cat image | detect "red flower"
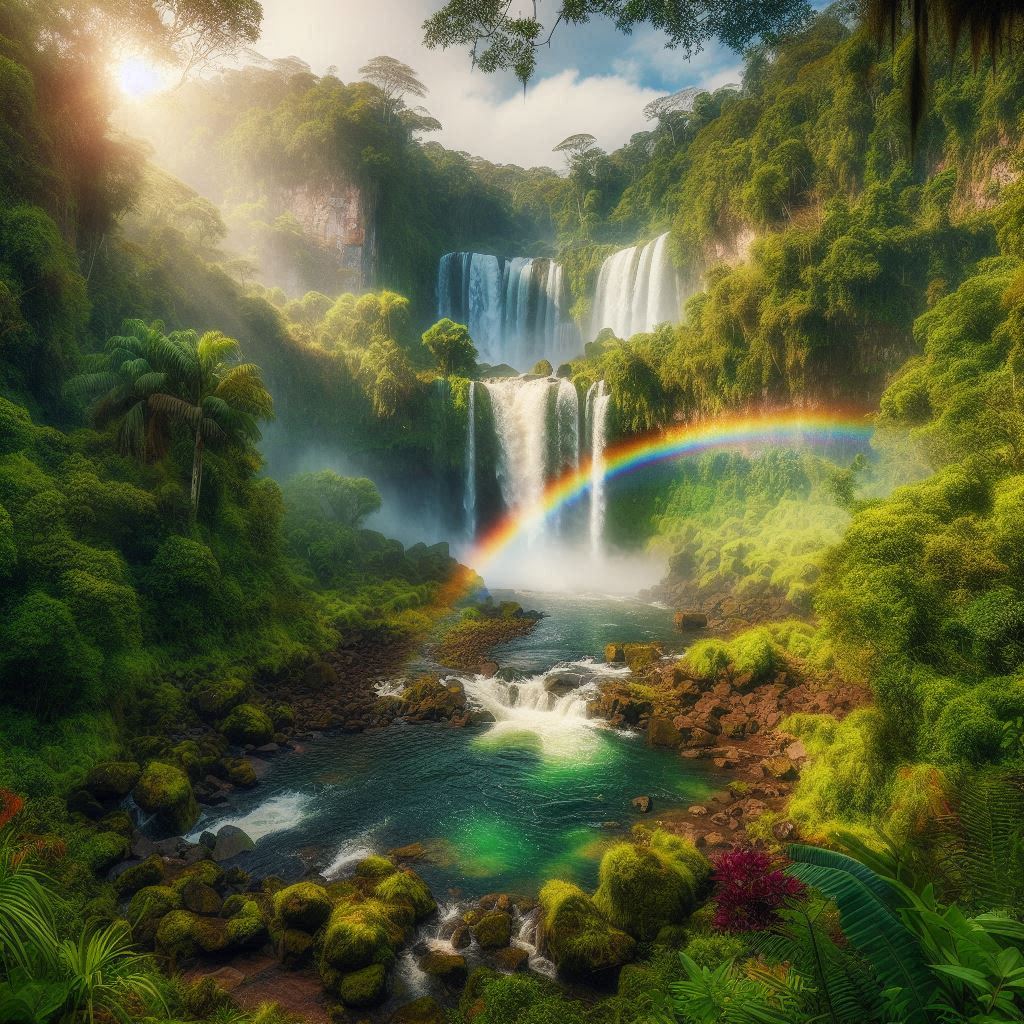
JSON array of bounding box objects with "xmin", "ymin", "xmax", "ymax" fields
[
  {"xmin": 711, "ymin": 848, "xmax": 806, "ymax": 932},
  {"xmin": 0, "ymin": 789, "xmax": 25, "ymax": 830}
]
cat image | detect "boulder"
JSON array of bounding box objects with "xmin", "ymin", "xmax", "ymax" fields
[
  {"xmin": 538, "ymin": 880, "xmax": 635, "ymax": 979},
  {"xmin": 212, "ymin": 825, "xmax": 255, "ymax": 861},
  {"xmin": 472, "ymin": 910, "xmax": 511, "ymax": 949},
  {"xmin": 604, "ymin": 643, "xmax": 625, "ymax": 663},
  {"xmin": 273, "ymin": 881, "xmax": 332, "ymax": 932},
  {"xmin": 191, "ymin": 678, "xmax": 250, "ymax": 720},
  {"xmin": 631, "ymin": 796, "xmax": 652, "ymax": 814},
  {"xmin": 180, "ymin": 879, "xmax": 222, "ymax": 915},
  {"xmin": 391, "ymin": 996, "xmax": 445, "ymax": 1024},
  {"xmin": 132, "ymin": 762, "xmax": 198, "ymax": 834},
  {"xmin": 86, "ymin": 761, "xmax": 142, "ymax": 800},
  {"xmin": 760, "ymin": 756, "xmax": 799, "ymax": 781},
  {"xmin": 646, "ymin": 717, "xmax": 679, "ymax": 749},
  {"xmin": 220, "ymin": 704, "xmax": 274, "ymax": 746},
  {"xmin": 114, "ymin": 854, "xmax": 165, "ymax": 898},
  {"xmin": 419, "ymin": 951, "xmax": 467, "ymax": 987},
  {"xmin": 673, "ymin": 611, "xmax": 708, "ymax": 631},
  {"xmin": 303, "ymin": 661, "xmax": 339, "ymax": 691},
  {"xmin": 623, "ymin": 643, "xmax": 664, "ymax": 670},
  {"xmin": 492, "ymin": 946, "xmax": 529, "ymax": 972}
]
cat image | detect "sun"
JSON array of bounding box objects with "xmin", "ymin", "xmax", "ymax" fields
[{"xmin": 114, "ymin": 56, "xmax": 170, "ymax": 100}]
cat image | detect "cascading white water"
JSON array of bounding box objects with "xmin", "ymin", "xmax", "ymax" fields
[
  {"xmin": 555, "ymin": 377, "xmax": 580, "ymax": 474},
  {"xmin": 464, "ymin": 382, "xmax": 476, "ymax": 538},
  {"xmin": 437, "ymin": 252, "xmax": 580, "ymax": 370},
  {"xmin": 590, "ymin": 232, "xmax": 682, "ymax": 341},
  {"xmin": 588, "ymin": 381, "xmax": 611, "ymax": 558},
  {"xmin": 484, "ymin": 378, "xmax": 556, "ymax": 542}
]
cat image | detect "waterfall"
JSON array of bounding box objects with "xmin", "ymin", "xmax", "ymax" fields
[
  {"xmin": 464, "ymin": 381, "xmax": 476, "ymax": 538},
  {"xmin": 437, "ymin": 252, "xmax": 580, "ymax": 370},
  {"xmin": 588, "ymin": 381, "xmax": 611, "ymax": 558},
  {"xmin": 484, "ymin": 378, "xmax": 554, "ymax": 541},
  {"xmin": 555, "ymin": 378, "xmax": 580, "ymax": 473},
  {"xmin": 590, "ymin": 232, "xmax": 682, "ymax": 341}
]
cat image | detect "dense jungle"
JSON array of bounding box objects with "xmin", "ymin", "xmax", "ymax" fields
[{"xmin": 2, "ymin": 1, "xmax": 1024, "ymax": 1022}]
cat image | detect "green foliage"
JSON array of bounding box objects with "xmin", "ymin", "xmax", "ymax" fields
[{"xmin": 421, "ymin": 318, "xmax": 477, "ymax": 378}]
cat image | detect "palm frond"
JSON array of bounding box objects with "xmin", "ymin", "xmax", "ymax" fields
[
  {"xmin": 117, "ymin": 402, "xmax": 148, "ymax": 459},
  {"xmin": 197, "ymin": 330, "xmax": 240, "ymax": 372},
  {"xmin": 0, "ymin": 833, "xmax": 59, "ymax": 971},
  {"xmin": 786, "ymin": 845, "xmax": 934, "ymax": 1023},
  {"xmin": 148, "ymin": 393, "xmax": 201, "ymax": 429}
]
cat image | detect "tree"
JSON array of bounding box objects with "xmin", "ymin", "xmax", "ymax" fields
[
  {"xmin": 360, "ymin": 338, "xmax": 418, "ymax": 418},
  {"xmin": 283, "ymin": 471, "xmax": 382, "ymax": 528},
  {"xmin": 554, "ymin": 133, "xmax": 603, "ymax": 233},
  {"xmin": 359, "ymin": 55, "xmax": 430, "ymax": 124},
  {"xmin": 423, "ymin": 0, "xmax": 813, "ymax": 85},
  {"xmin": 70, "ymin": 321, "xmax": 273, "ymax": 517},
  {"xmin": 422, "ymin": 318, "xmax": 478, "ymax": 378}
]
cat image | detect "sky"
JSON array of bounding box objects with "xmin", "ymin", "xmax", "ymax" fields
[{"xmin": 255, "ymin": 0, "xmax": 744, "ymax": 167}]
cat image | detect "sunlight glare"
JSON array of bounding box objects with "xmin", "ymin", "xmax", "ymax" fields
[{"xmin": 115, "ymin": 56, "xmax": 169, "ymax": 100}]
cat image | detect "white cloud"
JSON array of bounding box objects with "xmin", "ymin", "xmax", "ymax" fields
[{"xmin": 255, "ymin": 0, "xmax": 737, "ymax": 166}]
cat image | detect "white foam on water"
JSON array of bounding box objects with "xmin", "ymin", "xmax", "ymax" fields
[
  {"xmin": 322, "ymin": 819, "xmax": 391, "ymax": 879},
  {"xmin": 188, "ymin": 791, "xmax": 310, "ymax": 843}
]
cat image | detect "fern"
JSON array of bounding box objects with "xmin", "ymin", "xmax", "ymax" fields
[{"xmin": 786, "ymin": 845, "xmax": 935, "ymax": 1024}]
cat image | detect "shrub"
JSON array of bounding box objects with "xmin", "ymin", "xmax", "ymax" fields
[
  {"xmin": 682, "ymin": 639, "xmax": 731, "ymax": 680},
  {"xmin": 710, "ymin": 848, "xmax": 805, "ymax": 932},
  {"xmin": 933, "ymin": 694, "xmax": 1003, "ymax": 764}
]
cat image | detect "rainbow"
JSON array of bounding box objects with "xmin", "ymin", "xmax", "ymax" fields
[{"xmin": 440, "ymin": 408, "xmax": 873, "ymax": 599}]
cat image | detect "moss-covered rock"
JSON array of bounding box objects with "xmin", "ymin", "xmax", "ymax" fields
[
  {"xmin": 279, "ymin": 927, "xmax": 316, "ymax": 965},
  {"xmin": 220, "ymin": 703, "xmax": 274, "ymax": 745},
  {"xmin": 391, "ymin": 995, "xmax": 445, "ymax": 1024},
  {"xmin": 623, "ymin": 643, "xmax": 664, "ymax": 670},
  {"xmin": 220, "ymin": 756, "xmax": 257, "ymax": 787},
  {"xmin": 473, "ymin": 910, "xmax": 512, "ymax": 949},
  {"xmin": 171, "ymin": 859, "xmax": 224, "ymax": 892},
  {"xmin": 592, "ymin": 830, "xmax": 709, "ymax": 940},
  {"xmin": 319, "ymin": 899, "xmax": 400, "ymax": 973},
  {"xmin": 128, "ymin": 884, "xmax": 181, "ymax": 923},
  {"xmin": 132, "ymin": 761, "xmax": 198, "ymax": 834},
  {"xmin": 86, "ymin": 760, "xmax": 141, "ymax": 799},
  {"xmin": 273, "ymin": 881, "xmax": 332, "ymax": 932},
  {"xmin": 419, "ymin": 950, "xmax": 467, "ymax": 987},
  {"xmin": 356, "ymin": 854, "xmax": 397, "ymax": 879},
  {"xmin": 156, "ymin": 909, "xmax": 198, "ymax": 958},
  {"xmin": 538, "ymin": 880, "xmax": 635, "ymax": 979},
  {"xmin": 339, "ymin": 963, "xmax": 388, "ymax": 1007},
  {"xmin": 180, "ymin": 878, "xmax": 223, "ymax": 915},
  {"xmin": 192, "ymin": 915, "xmax": 230, "ymax": 953},
  {"xmin": 225, "ymin": 901, "xmax": 267, "ymax": 949},
  {"xmin": 374, "ymin": 869, "xmax": 436, "ymax": 922},
  {"xmin": 114, "ymin": 854, "xmax": 165, "ymax": 898},
  {"xmin": 80, "ymin": 831, "xmax": 129, "ymax": 873},
  {"xmin": 192, "ymin": 677, "xmax": 250, "ymax": 720}
]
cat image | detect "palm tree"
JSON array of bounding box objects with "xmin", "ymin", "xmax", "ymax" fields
[
  {"xmin": 69, "ymin": 321, "xmax": 273, "ymax": 518},
  {"xmin": 147, "ymin": 329, "xmax": 274, "ymax": 517}
]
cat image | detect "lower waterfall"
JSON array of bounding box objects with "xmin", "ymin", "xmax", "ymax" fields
[
  {"xmin": 464, "ymin": 381, "xmax": 476, "ymax": 537},
  {"xmin": 588, "ymin": 381, "xmax": 611, "ymax": 558}
]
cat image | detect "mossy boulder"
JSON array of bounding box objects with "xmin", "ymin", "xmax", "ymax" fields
[
  {"xmin": 220, "ymin": 756, "xmax": 257, "ymax": 787},
  {"xmin": 192, "ymin": 915, "xmax": 230, "ymax": 954},
  {"xmin": 114, "ymin": 854, "xmax": 165, "ymax": 898},
  {"xmin": 374, "ymin": 869, "xmax": 436, "ymax": 922},
  {"xmin": 171, "ymin": 859, "xmax": 224, "ymax": 892},
  {"xmin": 592, "ymin": 830, "xmax": 709, "ymax": 939},
  {"xmin": 128, "ymin": 885, "xmax": 181, "ymax": 944},
  {"xmin": 86, "ymin": 761, "xmax": 141, "ymax": 800},
  {"xmin": 80, "ymin": 831, "xmax": 129, "ymax": 873},
  {"xmin": 273, "ymin": 881, "xmax": 332, "ymax": 932},
  {"xmin": 156, "ymin": 909, "xmax": 199, "ymax": 959},
  {"xmin": 356, "ymin": 855, "xmax": 398, "ymax": 879},
  {"xmin": 192, "ymin": 677, "xmax": 250, "ymax": 720},
  {"xmin": 220, "ymin": 703, "xmax": 274, "ymax": 746},
  {"xmin": 538, "ymin": 880, "xmax": 635, "ymax": 979},
  {"xmin": 391, "ymin": 995, "xmax": 445, "ymax": 1024},
  {"xmin": 319, "ymin": 899, "xmax": 400, "ymax": 973},
  {"xmin": 339, "ymin": 963, "xmax": 388, "ymax": 1007},
  {"xmin": 279, "ymin": 927, "xmax": 316, "ymax": 965},
  {"xmin": 472, "ymin": 910, "xmax": 512, "ymax": 949},
  {"xmin": 180, "ymin": 878, "xmax": 222, "ymax": 915},
  {"xmin": 604, "ymin": 643, "xmax": 625, "ymax": 663},
  {"xmin": 419, "ymin": 950, "xmax": 467, "ymax": 987},
  {"xmin": 225, "ymin": 901, "xmax": 267, "ymax": 949},
  {"xmin": 623, "ymin": 643, "xmax": 664, "ymax": 670},
  {"xmin": 132, "ymin": 761, "xmax": 198, "ymax": 834}
]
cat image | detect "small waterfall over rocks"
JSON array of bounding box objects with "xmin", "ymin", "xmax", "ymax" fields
[
  {"xmin": 590, "ymin": 232, "xmax": 682, "ymax": 341},
  {"xmin": 437, "ymin": 252, "xmax": 579, "ymax": 370}
]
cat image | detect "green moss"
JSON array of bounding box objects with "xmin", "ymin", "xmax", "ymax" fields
[
  {"xmin": 280, "ymin": 927, "xmax": 316, "ymax": 964},
  {"xmin": 155, "ymin": 909, "xmax": 198, "ymax": 957},
  {"xmin": 114, "ymin": 854, "xmax": 165, "ymax": 898},
  {"xmin": 727, "ymin": 627, "xmax": 777, "ymax": 681},
  {"xmin": 79, "ymin": 830, "xmax": 129, "ymax": 873},
  {"xmin": 220, "ymin": 703, "xmax": 274, "ymax": 745},
  {"xmin": 319, "ymin": 899, "xmax": 399, "ymax": 972},
  {"xmin": 682, "ymin": 639, "xmax": 731, "ymax": 680},
  {"xmin": 592, "ymin": 830, "xmax": 709, "ymax": 940},
  {"xmin": 192, "ymin": 677, "xmax": 250, "ymax": 719},
  {"xmin": 538, "ymin": 880, "xmax": 635, "ymax": 978},
  {"xmin": 355, "ymin": 854, "xmax": 397, "ymax": 879},
  {"xmin": 85, "ymin": 760, "xmax": 141, "ymax": 799},
  {"xmin": 374, "ymin": 869, "xmax": 436, "ymax": 922},
  {"xmin": 472, "ymin": 910, "xmax": 512, "ymax": 949},
  {"xmin": 128, "ymin": 884, "xmax": 181, "ymax": 923},
  {"xmin": 225, "ymin": 901, "xmax": 267, "ymax": 949},
  {"xmin": 132, "ymin": 761, "xmax": 198, "ymax": 833},
  {"xmin": 339, "ymin": 963, "xmax": 388, "ymax": 1006},
  {"xmin": 273, "ymin": 881, "xmax": 332, "ymax": 931}
]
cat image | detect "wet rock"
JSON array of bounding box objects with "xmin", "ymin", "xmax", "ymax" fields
[
  {"xmin": 493, "ymin": 946, "xmax": 529, "ymax": 972},
  {"xmin": 698, "ymin": 831, "xmax": 727, "ymax": 848},
  {"xmin": 473, "ymin": 910, "xmax": 512, "ymax": 949},
  {"xmin": 631, "ymin": 796, "xmax": 653, "ymax": 814},
  {"xmin": 673, "ymin": 611, "xmax": 708, "ymax": 631},
  {"xmin": 86, "ymin": 761, "xmax": 142, "ymax": 800},
  {"xmin": 479, "ymin": 660, "xmax": 499, "ymax": 677},
  {"xmin": 687, "ymin": 805, "xmax": 707, "ymax": 816},
  {"xmin": 623, "ymin": 643, "xmax": 664, "ymax": 670},
  {"xmin": 450, "ymin": 925, "xmax": 471, "ymax": 950},
  {"xmin": 391, "ymin": 996, "xmax": 445, "ymax": 1024},
  {"xmin": 419, "ymin": 950, "xmax": 468, "ymax": 987},
  {"xmin": 180, "ymin": 879, "xmax": 222, "ymax": 915},
  {"xmin": 646, "ymin": 717, "xmax": 679, "ymax": 749},
  {"xmin": 212, "ymin": 825, "xmax": 255, "ymax": 862},
  {"xmin": 543, "ymin": 670, "xmax": 584, "ymax": 696}
]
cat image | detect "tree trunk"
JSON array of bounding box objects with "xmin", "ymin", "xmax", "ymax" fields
[{"xmin": 190, "ymin": 428, "xmax": 204, "ymax": 518}]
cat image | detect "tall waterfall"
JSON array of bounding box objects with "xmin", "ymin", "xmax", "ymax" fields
[
  {"xmin": 589, "ymin": 232, "xmax": 681, "ymax": 341},
  {"xmin": 484, "ymin": 378, "xmax": 554, "ymax": 542},
  {"xmin": 587, "ymin": 381, "xmax": 611, "ymax": 557},
  {"xmin": 464, "ymin": 382, "xmax": 476, "ymax": 537},
  {"xmin": 555, "ymin": 378, "xmax": 580, "ymax": 474},
  {"xmin": 437, "ymin": 252, "xmax": 579, "ymax": 371}
]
